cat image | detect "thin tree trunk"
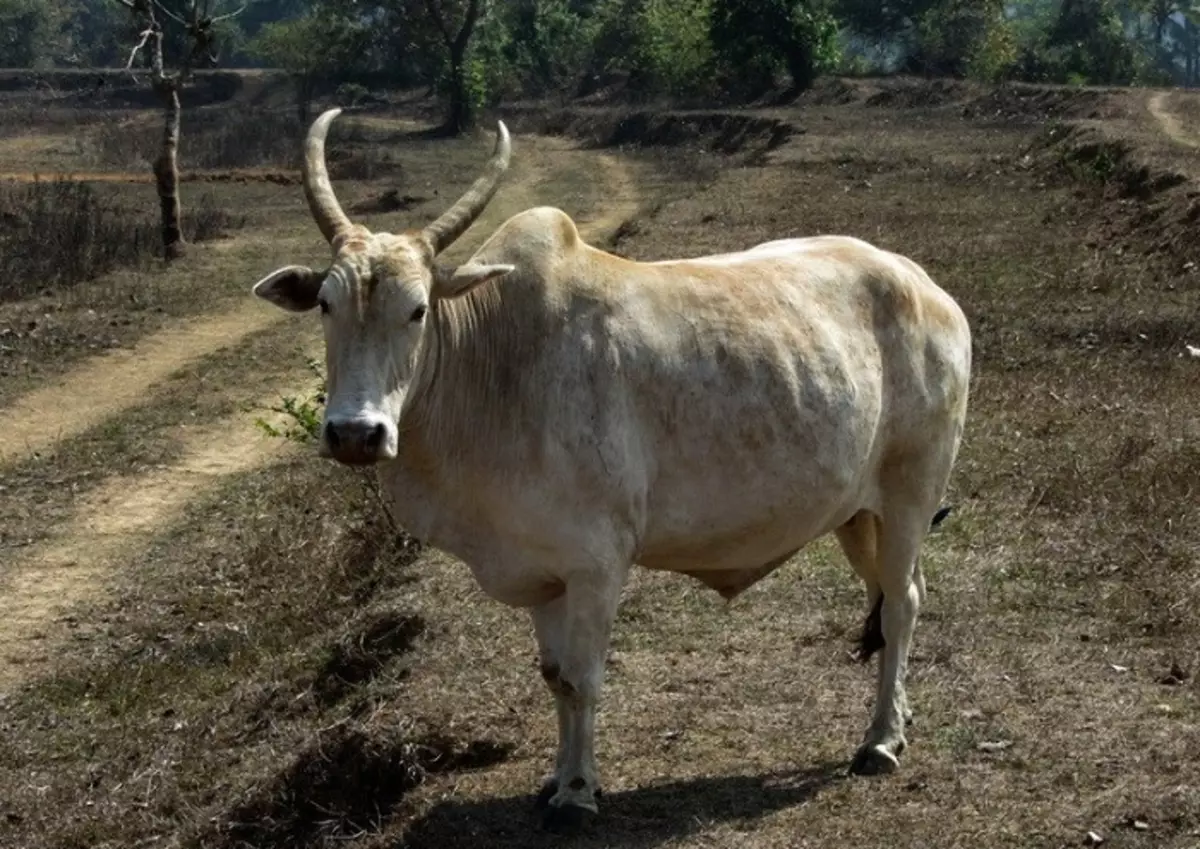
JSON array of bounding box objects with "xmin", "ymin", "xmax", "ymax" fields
[
  {"xmin": 296, "ymin": 74, "xmax": 313, "ymax": 126},
  {"xmin": 423, "ymin": 0, "xmax": 481, "ymax": 136},
  {"xmin": 154, "ymin": 81, "xmax": 185, "ymax": 260},
  {"xmin": 447, "ymin": 49, "xmax": 469, "ymax": 134}
]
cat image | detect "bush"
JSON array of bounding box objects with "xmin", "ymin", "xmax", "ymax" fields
[
  {"xmin": 913, "ymin": 0, "xmax": 1009, "ymax": 78},
  {"xmin": 965, "ymin": 17, "xmax": 1018, "ymax": 82},
  {"xmin": 710, "ymin": 0, "xmax": 841, "ymax": 96},
  {"xmin": 633, "ymin": 0, "xmax": 716, "ymax": 97},
  {"xmin": 92, "ymin": 107, "xmax": 303, "ymax": 171},
  {"xmin": 0, "ymin": 179, "xmax": 245, "ymax": 302}
]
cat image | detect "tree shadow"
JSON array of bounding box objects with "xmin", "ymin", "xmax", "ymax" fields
[{"xmin": 395, "ymin": 761, "xmax": 847, "ymax": 848}]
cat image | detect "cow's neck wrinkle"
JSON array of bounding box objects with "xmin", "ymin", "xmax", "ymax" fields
[{"xmin": 387, "ymin": 281, "xmax": 531, "ymax": 540}]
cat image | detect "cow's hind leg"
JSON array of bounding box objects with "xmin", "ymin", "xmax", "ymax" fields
[
  {"xmin": 836, "ymin": 510, "xmax": 914, "ymax": 726},
  {"xmin": 530, "ymin": 567, "xmax": 626, "ymax": 833},
  {"xmin": 836, "ymin": 511, "xmax": 883, "ymax": 661},
  {"xmin": 848, "ymin": 499, "xmax": 925, "ymax": 776},
  {"xmin": 849, "ymin": 443, "xmax": 953, "ymax": 776}
]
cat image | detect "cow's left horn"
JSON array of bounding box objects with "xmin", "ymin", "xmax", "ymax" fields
[
  {"xmin": 421, "ymin": 121, "xmax": 511, "ymax": 255},
  {"xmin": 302, "ymin": 108, "xmax": 353, "ymax": 243}
]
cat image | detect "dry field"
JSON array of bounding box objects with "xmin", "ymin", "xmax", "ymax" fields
[{"xmin": 0, "ymin": 76, "xmax": 1197, "ymax": 849}]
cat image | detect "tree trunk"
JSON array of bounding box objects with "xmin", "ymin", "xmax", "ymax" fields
[
  {"xmin": 154, "ymin": 81, "xmax": 185, "ymax": 261},
  {"xmin": 786, "ymin": 41, "xmax": 816, "ymax": 93},
  {"xmin": 446, "ymin": 49, "xmax": 471, "ymax": 135},
  {"xmin": 424, "ymin": 0, "xmax": 482, "ymax": 136},
  {"xmin": 296, "ymin": 74, "xmax": 313, "ymax": 126}
]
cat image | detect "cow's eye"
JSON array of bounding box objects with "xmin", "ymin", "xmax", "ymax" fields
[
  {"xmin": 318, "ymin": 298, "xmax": 330, "ymax": 315},
  {"xmin": 410, "ymin": 305, "xmax": 427, "ymax": 323}
]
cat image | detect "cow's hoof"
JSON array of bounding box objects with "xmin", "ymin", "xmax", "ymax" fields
[
  {"xmin": 540, "ymin": 802, "xmax": 594, "ymax": 835},
  {"xmin": 849, "ymin": 743, "xmax": 901, "ymax": 776},
  {"xmin": 534, "ymin": 779, "xmax": 558, "ymax": 811}
]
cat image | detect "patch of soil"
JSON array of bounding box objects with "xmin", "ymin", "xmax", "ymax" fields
[
  {"xmin": 1030, "ymin": 121, "xmax": 1200, "ymax": 276},
  {"xmin": 508, "ymin": 106, "xmax": 796, "ymax": 158},
  {"xmin": 799, "ymin": 77, "xmax": 863, "ymax": 106},
  {"xmin": 351, "ymin": 189, "xmax": 430, "ymax": 214},
  {"xmin": 961, "ymin": 84, "xmax": 1123, "ymax": 124},
  {"xmin": 0, "ymin": 69, "xmax": 248, "ymax": 109},
  {"xmin": 864, "ymin": 77, "xmax": 974, "ymax": 108},
  {"xmin": 211, "ymin": 726, "xmax": 512, "ymax": 849},
  {"xmin": 182, "ymin": 169, "xmax": 300, "ymax": 185}
]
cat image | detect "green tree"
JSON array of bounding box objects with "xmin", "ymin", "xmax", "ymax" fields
[
  {"xmin": 62, "ymin": 0, "xmax": 131, "ymax": 66},
  {"xmin": 0, "ymin": 0, "xmax": 71, "ymax": 67},
  {"xmin": 500, "ymin": 0, "xmax": 598, "ymax": 97},
  {"xmin": 248, "ymin": 9, "xmax": 368, "ymax": 122},
  {"xmin": 422, "ymin": 0, "xmax": 487, "ymax": 133},
  {"xmin": 634, "ymin": 0, "xmax": 714, "ymax": 96},
  {"xmin": 1047, "ymin": 0, "xmax": 1140, "ymax": 83},
  {"xmin": 834, "ymin": 0, "xmax": 933, "ymax": 42},
  {"xmin": 710, "ymin": 0, "xmax": 840, "ymax": 94},
  {"xmin": 912, "ymin": 0, "xmax": 1010, "ymax": 77}
]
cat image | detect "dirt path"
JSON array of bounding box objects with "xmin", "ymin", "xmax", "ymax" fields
[
  {"xmin": 1148, "ymin": 90, "xmax": 1199, "ymax": 149},
  {"xmin": 0, "ymin": 139, "xmax": 640, "ymax": 688},
  {"xmin": 0, "ymin": 304, "xmax": 284, "ymax": 465},
  {"xmin": 0, "ymin": 371, "xmax": 318, "ymax": 687}
]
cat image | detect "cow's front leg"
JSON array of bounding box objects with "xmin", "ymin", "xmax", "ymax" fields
[{"xmin": 530, "ymin": 571, "xmax": 624, "ymax": 833}]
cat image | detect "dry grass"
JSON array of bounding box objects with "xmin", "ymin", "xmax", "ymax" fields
[
  {"xmin": 0, "ymin": 79, "xmax": 1198, "ymax": 849},
  {"xmin": 0, "ymin": 178, "xmax": 244, "ymax": 302}
]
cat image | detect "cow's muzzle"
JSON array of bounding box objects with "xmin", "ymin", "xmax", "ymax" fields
[{"xmin": 322, "ymin": 416, "xmax": 396, "ymax": 465}]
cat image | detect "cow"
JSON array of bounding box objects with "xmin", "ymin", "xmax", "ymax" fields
[{"xmin": 252, "ymin": 109, "xmax": 972, "ymax": 833}]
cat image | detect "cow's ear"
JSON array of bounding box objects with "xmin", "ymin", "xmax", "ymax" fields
[
  {"xmin": 253, "ymin": 265, "xmax": 324, "ymax": 312},
  {"xmin": 432, "ymin": 262, "xmax": 514, "ymax": 300}
]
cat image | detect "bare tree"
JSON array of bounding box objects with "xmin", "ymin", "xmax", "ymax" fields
[{"xmin": 112, "ymin": 0, "xmax": 245, "ymax": 260}]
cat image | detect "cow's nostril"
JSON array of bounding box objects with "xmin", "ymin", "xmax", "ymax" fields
[
  {"xmin": 325, "ymin": 422, "xmax": 341, "ymax": 450},
  {"xmin": 365, "ymin": 422, "xmax": 386, "ymax": 450}
]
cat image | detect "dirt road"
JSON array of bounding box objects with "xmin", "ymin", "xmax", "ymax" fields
[{"xmin": 1148, "ymin": 90, "xmax": 1199, "ymax": 148}]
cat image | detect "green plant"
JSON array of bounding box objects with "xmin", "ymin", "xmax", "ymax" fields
[{"xmin": 257, "ymin": 357, "xmax": 327, "ymax": 444}]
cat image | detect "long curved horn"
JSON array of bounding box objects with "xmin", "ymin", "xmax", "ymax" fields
[
  {"xmin": 302, "ymin": 108, "xmax": 353, "ymax": 243},
  {"xmin": 422, "ymin": 121, "xmax": 511, "ymax": 255}
]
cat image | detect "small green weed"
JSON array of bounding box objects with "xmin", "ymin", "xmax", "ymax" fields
[{"xmin": 257, "ymin": 357, "xmax": 326, "ymax": 444}]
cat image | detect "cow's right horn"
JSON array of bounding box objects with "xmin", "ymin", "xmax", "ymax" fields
[
  {"xmin": 302, "ymin": 108, "xmax": 353, "ymax": 243},
  {"xmin": 422, "ymin": 121, "xmax": 511, "ymax": 256}
]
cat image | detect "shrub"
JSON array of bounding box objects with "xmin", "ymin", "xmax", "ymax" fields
[
  {"xmin": 91, "ymin": 107, "xmax": 302, "ymax": 171},
  {"xmin": 0, "ymin": 179, "xmax": 244, "ymax": 301},
  {"xmin": 709, "ymin": 0, "xmax": 841, "ymax": 96},
  {"xmin": 634, "ymin": 0, "xmax": 716, "ymax": 97}
]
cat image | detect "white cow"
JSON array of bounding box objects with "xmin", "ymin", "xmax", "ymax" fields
[{"xmin": 253, "ymin": 109, "xmax": 972, "ymax": 832}]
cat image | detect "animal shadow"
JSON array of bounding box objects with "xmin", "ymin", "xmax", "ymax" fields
[{"xmin": 394, "ymin": 761, "xmax": 846, "ymax": 848}]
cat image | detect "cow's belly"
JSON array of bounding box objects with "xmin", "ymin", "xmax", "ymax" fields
[
  {"xmin": 633, "ymin": 390, "xmax": 879, "ymax": 573},
  {"xmin": 635, "ymin": 479, "xmax": 861, "ymax": 574}
]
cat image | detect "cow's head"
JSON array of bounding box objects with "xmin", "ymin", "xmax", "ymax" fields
[{"xmin": 252, "ymin": 109, "xmax": 514, "ymax": 465}]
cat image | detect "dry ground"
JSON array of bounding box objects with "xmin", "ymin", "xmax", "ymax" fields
[{"xmin": 0, "ymin": 78, "xmax": 1197, "ymax": 849}]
